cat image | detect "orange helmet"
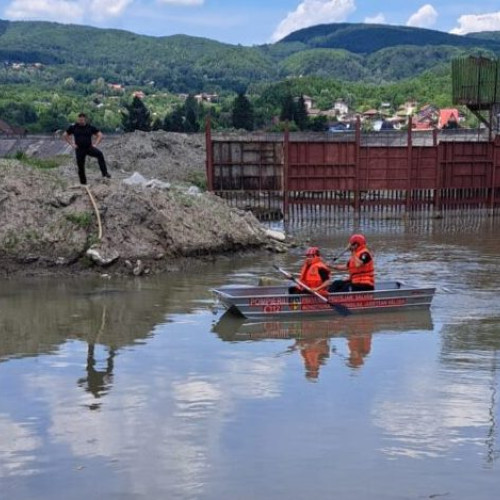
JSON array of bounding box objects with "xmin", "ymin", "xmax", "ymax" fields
[
  {"xmin": 349, "ymin": 234, "xmax": 366, "ymax": 247},
  {"xmin": 305, "ymin": 246, "xmax": 320, "ymax": 257}
]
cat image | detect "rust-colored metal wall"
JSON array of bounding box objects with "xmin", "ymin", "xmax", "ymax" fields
[{"xmin": 207, "ymin": 125, "xmax": 500, "ymax": 218}]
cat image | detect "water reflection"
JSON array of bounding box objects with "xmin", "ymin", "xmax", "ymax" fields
[
  {"xmin": 2, "ymin": 215, "xmax": 500, "ymax": 499},
  {"xmin": 440, "ymin": 319, "xmax": 500, "ymax": 466},
  {"xmin": 213, "ymin": 309, "xmax": 433, "ymax": 380},
  {"xmin": 370, "ymin": 317, "xmax": 500, "ymax": 464}
]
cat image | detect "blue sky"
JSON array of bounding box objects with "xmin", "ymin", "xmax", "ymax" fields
[{"xmin": 1, "ymin": 0, "xmax": 500, "ymax": 45}]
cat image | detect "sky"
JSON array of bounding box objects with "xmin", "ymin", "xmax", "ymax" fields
[{"xmin": 1, "ymin": 0, "xmax": 500, "ymax": 45}]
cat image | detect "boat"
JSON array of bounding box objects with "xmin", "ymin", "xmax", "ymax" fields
[{"xmin": 211, "ymin": 281, "xmax": 435, "ymax": 319}]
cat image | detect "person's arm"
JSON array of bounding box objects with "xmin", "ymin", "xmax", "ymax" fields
[
  {"xmin": 333, "ymin": 261, "xmax": 348, "ymax": 271},
  {"xmin": 93, "ymin": 130, "xmax": 103, "ymax": 147},
  {"xmin": 62, "ymin": 128, "xmax": 76, "ymax": 149}
]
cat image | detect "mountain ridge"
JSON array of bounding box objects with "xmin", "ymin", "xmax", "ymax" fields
[{"xmin": 0, "ymin": 19, "xmax": 498, "ymax": 93}]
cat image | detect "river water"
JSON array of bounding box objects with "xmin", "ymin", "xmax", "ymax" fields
[{"xmin": 1, "ymin": 215, "xmax": 499, "ymax": 500}]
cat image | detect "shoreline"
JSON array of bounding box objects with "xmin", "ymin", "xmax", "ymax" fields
[{"xmin": 0, "ymin": 160, "xmax": 287, "ymax": 279}]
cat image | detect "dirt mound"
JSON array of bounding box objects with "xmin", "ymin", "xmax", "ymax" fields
[
  {"xmin": 0, "ymin": 160, "xmax": 283, "ymax": 277},
  {"xmin": 105, "ymin": 131, "xmax": 205, "ymax": 182},
  {"xmin": 53, "ymin": 131, "xmax": 206, "ymax": 185}
]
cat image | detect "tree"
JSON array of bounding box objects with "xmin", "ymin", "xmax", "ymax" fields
[
  {"xmin": 184, "ymin": 108, "xmax": 200, "ymax": 132},
  {"xmin": 37, "ymin": 106, "xmax": 67, "ymax": 132},
  {"xmin": 183, "ymin": 95, "xmax": 200, "ymax": 133},
  {"xmin": 0, "ymin": 102, "xmax": 37, "ymax": 126},
  {"xmin": 294, "ymin": 95, "xmax": 308, "ymax": 130},
  {"xmin": 122, "ymin": 96, "xmax": 151, "ymax": 132},
  {"xmin": 163, "ymin": 106, "xmax": 185, "ymax": 132},
  {"xmin": 231, "ymin": 93, "xmax": 254, "ymax": 131},
  {"xmin": 308, "ymin": 115, "xmax": 328, "ymax": 132},
  {"xmin": 280, "ymin": 93, "xmax": 295, "ymax": 122}
]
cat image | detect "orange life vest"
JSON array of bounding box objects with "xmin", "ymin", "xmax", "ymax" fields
[
  {"xmin": 347, "ymin": 246, "xmax": 374, "ymax": 287},
  {"xmin": 299, "ymin": 257, "xmax": 330, "ymax": 291}
]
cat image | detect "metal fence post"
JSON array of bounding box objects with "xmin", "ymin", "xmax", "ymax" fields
[{"xmin": 205, "ymin": 116, "xmax": 214, "ymax": 191}]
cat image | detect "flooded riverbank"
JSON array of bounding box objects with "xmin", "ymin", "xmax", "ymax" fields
[{"xmin": 1, "ymin": 216, "xmax": 499, "ymax": 499}]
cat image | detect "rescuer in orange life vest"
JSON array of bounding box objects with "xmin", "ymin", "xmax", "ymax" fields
[
  {"xmin": 289, "ymin": 247, "xmax": 331, "ymax": 296},
  {"xmin": 329, "ymin": 234, "xmax": 375, "ymax": 293}
]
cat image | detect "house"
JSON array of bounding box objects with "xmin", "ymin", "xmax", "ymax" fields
[
  {"xmin": 362, "ymin": 109, "xmax": 380, "ymax": 119},
  {"xmin": 132, "ymin": 90, "xmax": 145, "ymax": 99},
  {"xmin": 302, "ymin": 95, "xmax": 314, "ymax": 111},
  {"xmin": 108, "ymin": 83, "xmax": 124, "ymax": 92},
  {"xmin": 307, "ymin": 107, "xmax": 322, "ymax": 117},
  {"xmin": 194, "ymin": 93, "xmax": 219, "ymax": 104},
  {"xmin": 438, "ymin": 108, "xmax": 460, "ymax": 129},
  {"xmin": 412, "ymin": 119, "xmax": 434, "ymax": 131},
  {"xmin": 334, "ymin": 99, "xmax": 349, "ymax": 116},
  {"xmin": 0, "ymin": 118, "xmax": 27, "ymax": 136}
]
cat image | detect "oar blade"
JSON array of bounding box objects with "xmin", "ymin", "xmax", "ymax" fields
[{"xmin": 329, "ymin": 302, "xmax": 351, "ymax": 316}]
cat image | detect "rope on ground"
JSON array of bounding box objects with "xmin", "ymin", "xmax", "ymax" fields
[{"xmin": 84, "ymin": 185, "xmax": 103, "ymax": 241}]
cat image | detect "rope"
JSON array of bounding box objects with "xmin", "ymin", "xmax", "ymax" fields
[{"xmin": 84, "ymin": 185, "xmax": 103, "ymax": 241}]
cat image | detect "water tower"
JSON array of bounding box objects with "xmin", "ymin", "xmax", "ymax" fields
[{"xmin": 452, "ymin": 56, "xmax": 500, "ymax": 137}]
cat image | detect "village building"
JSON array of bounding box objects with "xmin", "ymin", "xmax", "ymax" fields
[
  {"xmin": 107, "ymin": 83, "xmax": 124, "ymax": 92},
  {"xmin": 333, "ymin": 99, "xmax": 349, "ymax": 116},
  {"xmin": 438, "ymin": 108, "xmax": 461, "ymax": 129},
  {"xmin": 298, "ymin": 95, "xmax": 313, "ymax": 111},
  {"xmin": 194, "ymin": 93, "xmax": 219, "ymax": 104}
]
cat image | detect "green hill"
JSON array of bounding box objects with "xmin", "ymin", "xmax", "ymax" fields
[
  {"xmin": 1, "ymin": 19, "xmax": 499, "ymax": 93},
  {"xmin": 0, "ymin": 20, "xmax": 277, "ymax": 91},
  {"xmin": 466, "ymin": 31, "xmax": 500, "ymax": 42},
  {"xmin": 278, "ymin": 23, "xmax": 500, "ymax": 54},
  {"xmin": 0, "ymin": 18, "xmax": 498, "ymax": 134}
]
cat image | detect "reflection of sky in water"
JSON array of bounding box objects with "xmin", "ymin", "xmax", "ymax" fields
[
  {"xmin": 1, "ymin": 216, "xmax": 500, "ymax": 499},
  {"xmin": 0, "ymin": 415, "xmax": 41, "ymax": 477},
  {"xmin": 1, "ymin": 318, "xmax": 287, "ymax": 498},
  {"xmin": 373, "ymin": 364, "xmax": 492, "ymax": 459}
]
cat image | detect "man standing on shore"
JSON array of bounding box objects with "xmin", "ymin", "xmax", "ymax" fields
[{"xmin": 63, "ymin": 113, "xmax": 111, "ymax": 185}]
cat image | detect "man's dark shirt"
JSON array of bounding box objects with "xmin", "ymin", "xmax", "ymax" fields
[{"xmin": 66, "ymin": 124, "xmax": 99, "ymax": 149}]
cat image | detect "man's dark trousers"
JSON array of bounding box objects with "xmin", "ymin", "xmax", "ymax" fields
[{"xmin": 76, "ymin": 146, "xmax": 109, "ymax": 185}]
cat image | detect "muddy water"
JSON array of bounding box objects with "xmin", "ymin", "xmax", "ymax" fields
[{"xmin": 1, "ymin": 215, "xmax": 500, "ymax": 500}]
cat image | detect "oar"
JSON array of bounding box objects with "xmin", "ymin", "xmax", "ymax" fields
[
  {"xmin": 273, "ymin": 265, "xmax": 351, "ymax": 316},
  {"xmin": 327, "ymin": 246, "xmax": 350, "ymax": 263}
]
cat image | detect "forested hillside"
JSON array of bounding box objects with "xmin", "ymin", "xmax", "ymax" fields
[
  {"xmin": 0, "ymin": 19, "xmax": 497, "ymax": 133},
  {"xmin": 278, "ymin": 23, "xmax": 500, "ymax": 54}
]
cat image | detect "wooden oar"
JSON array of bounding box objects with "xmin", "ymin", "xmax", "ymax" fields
[
  {"xmin": 273, "ymin": 265, "xmax": 351, "ymax": 316},
  {"xmin": 327, "ymin": 246, "xmax": 350, "ymax": 263}
]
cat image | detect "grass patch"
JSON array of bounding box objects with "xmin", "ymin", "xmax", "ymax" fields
[
  {"xmin": 10, "ymin": 151, "xmax": 67, "ymax": 170},
  {"xmin": 2, "ymin": 230, "xmax": 19, "ymax": 250},
  {"xmin": 65, "ymin": 211, "xmax": 93, "ymax": 229},
  {"xmin": 185, "ymin": 171, "xmax": 207, "ymax": 191}
]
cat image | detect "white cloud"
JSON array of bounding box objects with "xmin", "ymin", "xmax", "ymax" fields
[
  {"xmin": 90, "ymin": 0, "xmax": 133, "ymax": 18},
  {"xmin": 450, "ymin": 11, "xmax": 500, "ymax": 35},
  {"xmin": 364, "ymin": 13, "xmax": 385, "ymax": 24},
  {"xmin": 271, "ymin": 0, "xmax": 356, "ymax": 43},
  {"xmin": 5, "ymin": 0, "xmax": 84, "ymax": 22},
  {"xmin": 5, "ymin": 0, "xmax": 134, "ymax": 22},
  {"xmin": 158, "ymin": 0, "xmax": 204, "ymax": 5},
  {"xmin": 406, "ymin": 4, "xmax": 438, "ymax": 28}
]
